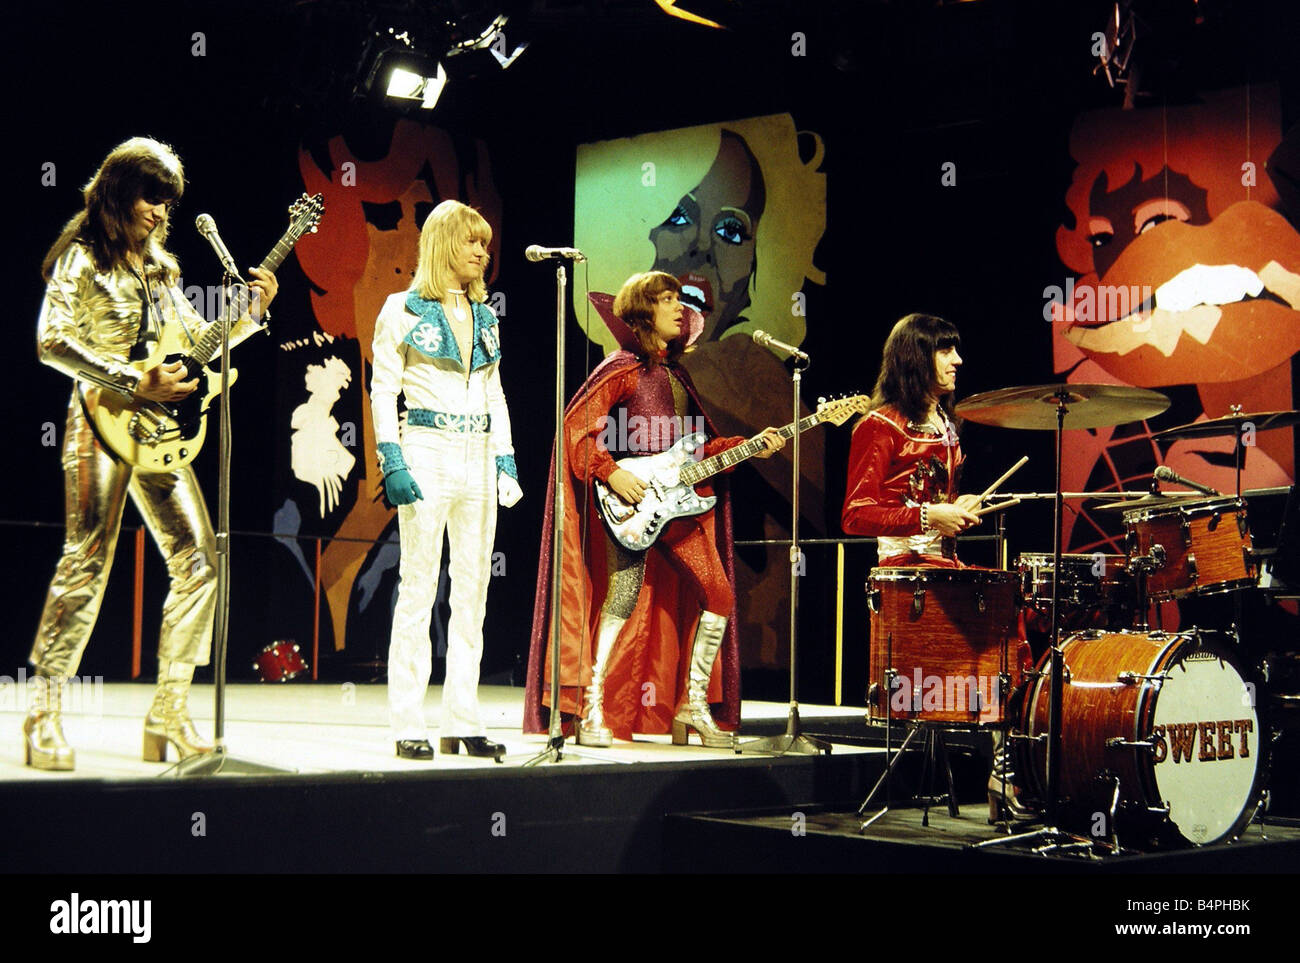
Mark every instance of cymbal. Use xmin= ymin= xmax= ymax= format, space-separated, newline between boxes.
xmin=1152 ymin=410 xmax=1300 ymax=440
xmin=1093 ymin=492 xmax=1204 ymax=512
xmin=956 ymin=383 xmax=1171 ymax=431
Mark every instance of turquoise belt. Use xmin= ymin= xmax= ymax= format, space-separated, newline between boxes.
xmin=408 ymin=409 xmax=491 ymax=433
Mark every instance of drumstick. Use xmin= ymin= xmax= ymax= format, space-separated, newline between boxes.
xmin=975 ymin=456 xmax=1028 ymax=504
xmin=974 ymin=497 xmax=1021 ymax=517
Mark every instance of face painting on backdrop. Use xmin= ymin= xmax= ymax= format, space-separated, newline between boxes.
xmin=573 ymin=114 xmax=826 ymax=669
xmin=1049 ymin=86 xmax=1300 ymax=622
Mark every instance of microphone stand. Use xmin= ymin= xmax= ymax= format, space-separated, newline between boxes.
xmin=524 ymin=260 xmax=608 ymax=766
xmin=738 ymin=351 xmax=830 ymax=755
xmin=170 ymin=274 xmax=289 ymax=776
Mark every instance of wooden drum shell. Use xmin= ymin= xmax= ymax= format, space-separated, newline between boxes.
xmin=867 ymin=567 xmax=1017 ymax=726
xmin=1124 ymin=497 xmax=1254 ymax=601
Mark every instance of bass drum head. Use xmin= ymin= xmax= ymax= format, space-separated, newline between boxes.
xmin=1147 ymin=643 xmax=1262 ymax=845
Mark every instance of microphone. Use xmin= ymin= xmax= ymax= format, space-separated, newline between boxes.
xmin=195 ymin=214 xmax=244 ymax=280
xmin=525 ymin=244 xmax=586 ymax=262
xmin=1153 ymin=465 xmax=1222 ymax=497
xmin=752 ymin=329 xmax=810 ymax=363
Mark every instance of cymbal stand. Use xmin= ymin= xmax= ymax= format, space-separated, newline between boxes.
xmin=973 ymin=388 xmax=1092 ymax=853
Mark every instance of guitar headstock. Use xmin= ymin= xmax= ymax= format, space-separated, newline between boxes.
xmin=287 ymin=193 xmax=324 ymax=239
xmin=815 ymin=394 xmax=872 ymax=426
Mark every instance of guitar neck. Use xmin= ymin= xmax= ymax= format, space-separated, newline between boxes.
xmin=187 ymin=224 xmax=303 ymax=366
xmin=680 ymin=411 xmax=826 ymax=486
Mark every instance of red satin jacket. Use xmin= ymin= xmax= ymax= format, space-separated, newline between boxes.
xmin=842 ymin=404 xmax=963 ymax=560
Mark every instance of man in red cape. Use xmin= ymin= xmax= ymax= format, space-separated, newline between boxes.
xmin=523 ymin=276 xmax=781 ymax=744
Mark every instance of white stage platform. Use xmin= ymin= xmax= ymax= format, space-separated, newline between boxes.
xmin=0 ymin=681 xmax=872 ymax=780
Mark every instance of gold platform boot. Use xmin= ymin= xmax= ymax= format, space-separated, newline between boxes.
xmin=672 ymin=611 xmax=734 ymax=748
xmin=143 ymin=660 xmax=213 ymax=762
xmin=23 ymin=668 xmax=74 ymax=771
xmin=577 ymin=611 xmax=626 ymax=747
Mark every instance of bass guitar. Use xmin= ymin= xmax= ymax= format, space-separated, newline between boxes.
xmin=86 ymin=193 xmax=324 ymax=472
xmin=594 ymin=394 xmax=870 ymax=551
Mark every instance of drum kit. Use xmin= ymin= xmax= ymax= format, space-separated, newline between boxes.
xmin=859 ymin=384 xmax=1300 ymax=853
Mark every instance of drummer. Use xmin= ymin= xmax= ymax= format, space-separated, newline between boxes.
xmin=842 ymin=313 xmax=981 ymax=563
xmin=846 ymin=313 xmax=1029 ymax=823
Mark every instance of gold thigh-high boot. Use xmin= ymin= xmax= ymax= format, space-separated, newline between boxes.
xmin=672 ymin=611 xmax=733 ymax=748
xmin=143 ymin=660 xmax=213 ymax=762
xmin=23 ymin=668 xmax=74 ymax=771
xmin=577 ymin=611 xmax=626 ymax=747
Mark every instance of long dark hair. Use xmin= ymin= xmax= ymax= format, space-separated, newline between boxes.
xmin=869 ymin=312 xmax=962 ymax=424
xmin=42 ymin=137 xmax=184 ymax=281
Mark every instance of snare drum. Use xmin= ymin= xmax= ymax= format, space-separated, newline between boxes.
xmin=1124 ymin=497 xmax=1255 ymax=600
xmin=1017 ymin=552 xmax=1133 ymax=633
xmin=1016 ymin=629 xmax=1263 ymax=846
xmin=252 ymin=641 xmax=309 ymax=683
xmin=867 ymin=567 xmax=1018 ymax=726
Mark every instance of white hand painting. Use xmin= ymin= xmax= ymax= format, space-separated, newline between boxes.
xmin=290 ymin=357 xmax=357 ymax=517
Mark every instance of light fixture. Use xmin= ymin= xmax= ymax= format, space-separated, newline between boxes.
xmin=358 ymin=29 xmax=449 ymax=111
xmin=385 ymin=61 xmax=448 ymax=109
xmin=446 ymin=13 xmax=528 ymax=70
xmin=1094 ymin=1 xmax=1137 ymax=90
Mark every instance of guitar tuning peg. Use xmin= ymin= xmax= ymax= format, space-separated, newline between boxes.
xmin=817 ymin=396 xmax=826 ymax=405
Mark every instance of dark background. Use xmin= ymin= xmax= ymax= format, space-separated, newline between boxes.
xmin=5 ymin=0 xmax=1299 ymax=707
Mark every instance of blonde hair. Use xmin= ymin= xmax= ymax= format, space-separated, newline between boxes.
xmin=574 ymin=113 xmax=826 ymax=354
xmin=412 ymin=199 xmax=493 ymax=302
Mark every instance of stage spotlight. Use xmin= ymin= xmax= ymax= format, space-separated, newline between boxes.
xmin=358 ymin=31 xmax=449 ymax=111
xmin=1094 ymin=1 xmax=1137 ymax=90
xmin=385 ymin=61 xmax=448 ymax=109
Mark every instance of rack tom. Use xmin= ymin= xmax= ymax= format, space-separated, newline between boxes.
xmin=1017 ymin=552 xmax=1133 ymax=634
xmin=1124 ymin=497 xmax=1254 ymax=600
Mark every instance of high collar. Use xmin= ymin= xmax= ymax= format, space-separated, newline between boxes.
xmin=587 ymin=291 xmax=704 ymax=356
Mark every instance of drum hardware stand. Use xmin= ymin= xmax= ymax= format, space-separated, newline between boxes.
xmin=969 ymin=390 xmax=1086 ymax=851
xmin=858 ymin=650 xmax=961 ymax=829
xmin=858 ymin=651 xmax=904 ymax=828
xmin=1126 ymin=545 xmax=1164 ymax=631
xmin=739 ymin=352 xmax=830 ymax=756
xmin=170 ymin=272 xmax=291 ymax=776
xmin=858 ymin=723 xmax=962 ymax=829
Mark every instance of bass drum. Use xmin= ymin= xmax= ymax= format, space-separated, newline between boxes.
xmin=1016 ymin=629 xmax=1264 ymax=846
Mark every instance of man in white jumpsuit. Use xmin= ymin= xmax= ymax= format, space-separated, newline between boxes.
xmin=370 ymin=200 xmax=521 ymax=761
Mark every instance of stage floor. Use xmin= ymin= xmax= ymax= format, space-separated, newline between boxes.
xmin=0 ymin=681 xmax=873 ymax=780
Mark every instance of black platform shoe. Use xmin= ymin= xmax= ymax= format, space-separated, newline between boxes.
xmin=396 ymin=739 xmax=434 ymax=760
xmin=439 ymin=736 xmax=506 ymax=762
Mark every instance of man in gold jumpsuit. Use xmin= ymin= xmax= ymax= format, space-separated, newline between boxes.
xmin=29 ymin=137 xmax=277 ymax=770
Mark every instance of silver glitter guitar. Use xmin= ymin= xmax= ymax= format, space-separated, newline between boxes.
xmin=594 ymin=395 xmax=869 ymax=551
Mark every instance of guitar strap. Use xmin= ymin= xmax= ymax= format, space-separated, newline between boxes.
xmin=128 ymin=267 xmax=162 ymax=361
xmin=160 ymin=281 xmax=200 ymax=348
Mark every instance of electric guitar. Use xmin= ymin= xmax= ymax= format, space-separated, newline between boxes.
xmin=86 ymin=193 xmax=324 ymax=472
xmin=594 ymin=394 xmax=870 ymax=551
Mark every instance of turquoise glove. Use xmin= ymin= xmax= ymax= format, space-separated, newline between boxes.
xmin=384 ymin=469 xmax=423 ymax=506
